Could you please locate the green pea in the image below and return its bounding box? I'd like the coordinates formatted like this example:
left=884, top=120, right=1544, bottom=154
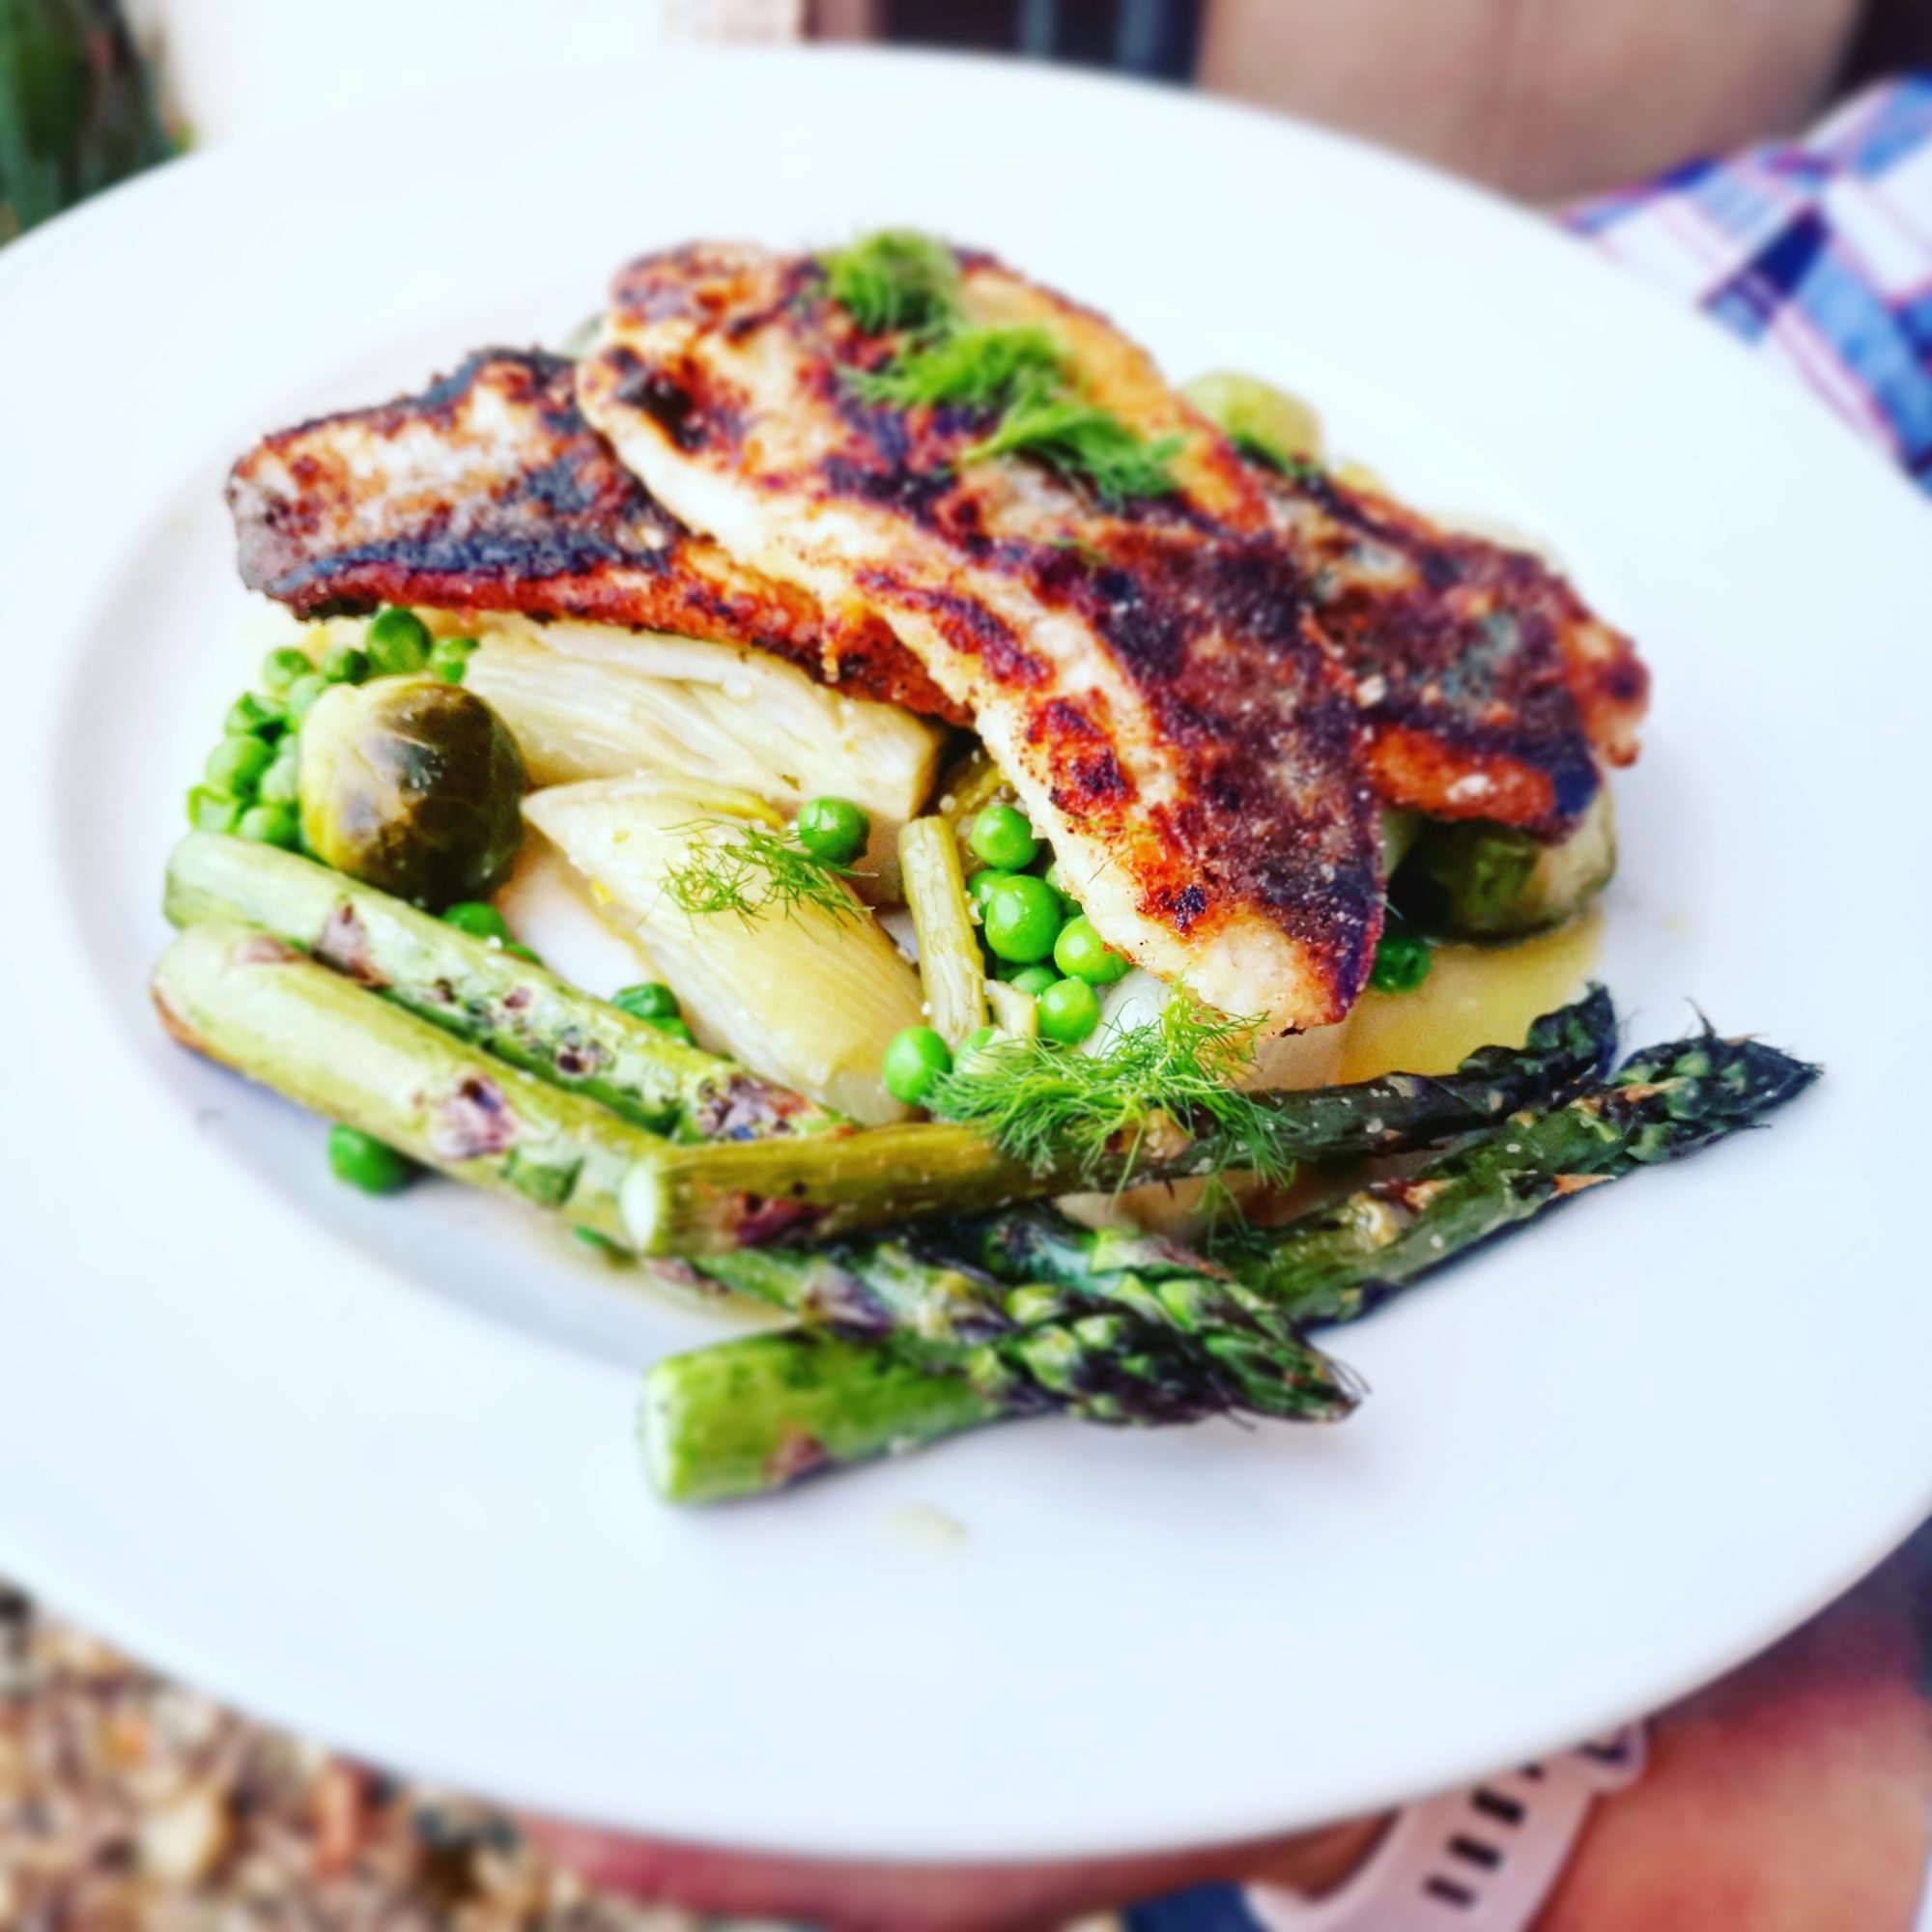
left=206, top=733, right=275, bottom=797
left=225, top=692, right=288, bottom=740
left=185, top=785, right=242, bottom=834
left=1053, top=915, right=1131, bottom=985
left=283, top=672, right=330, bottom=724
left=429, top=635, right=479, bottom=685
left=795, top=795, right=871, bottom=866
left=366, top=607, right=432, bottom=675
left=980, top=873, right=1063, bottom=963
left=613, top=981, right=681, bottom=1020
left=952, top=1026, right=1000, bottom=1073
left=969, top=867, right=1015, bottom=915
left=1042, top=860, right=1078, bottom=917
left=970, top=802, right=1039, bottom=871
left=1036, top=976, right=1101, bottom=1045
left=256, top=744, right=301, bottom=807
left=236, top=802, right=301, bottom=849
left=440, top=901, right=510, bottom=942
left=319, top=642, right=371, bottom=685
left=501, top=941, right=542, bottom=965
left=1369, top=927, right=1434, bottom=994
left=261, top=646, right=313, bottom=694
left=1006, top=963, right=1059, bottom=996
left=327, top=1123, right=415, bottom=1194
left=882, top=1025, right=953, bottom=1104
left=645, top=1014, right=697, bottom=1046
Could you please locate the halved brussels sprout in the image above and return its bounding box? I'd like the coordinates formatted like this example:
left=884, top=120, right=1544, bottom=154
left=298, top=677, right=525, bottom=908
left=1396, top=788, right=1617, bottom=940
left=1181, top=371, right=1325, bottom=471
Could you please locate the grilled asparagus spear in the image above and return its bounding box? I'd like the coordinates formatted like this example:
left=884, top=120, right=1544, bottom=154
left=686, top=1237, right=1359, bottom=1425
left=148, top=918, right=1053, bottom=1255
left=642, top=1235, right=1360, bottom=1506
left=158, top=924, right=1355, bottom=1450
left=165, top=832, right=835, bottom=1141
left=644, top=1022, right=1817, bottom=1500
left=642, top=1330, right=1002, bottom=1506
left=168, top=835, right=1620, bottom=1245
left=153, top=916, right=1342, bottom=1381
left=154, top=923, right=657, bottom=1243
left=622, top=984, right=1616, bottom=1246
left=168, top=945, right=1619, bottom=1243
left=917, top=983, right=1618, bottom=1183
left=1217, top=1023, right=1819, bottom=1324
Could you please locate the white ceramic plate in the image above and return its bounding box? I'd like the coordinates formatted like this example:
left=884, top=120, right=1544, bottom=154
left=3, top=47, right=1930, bottom=1864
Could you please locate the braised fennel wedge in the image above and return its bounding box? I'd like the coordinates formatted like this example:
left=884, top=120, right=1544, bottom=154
left=526, top=777, right=926, bottom=1125
left=459, top=617, right=942, bottom=826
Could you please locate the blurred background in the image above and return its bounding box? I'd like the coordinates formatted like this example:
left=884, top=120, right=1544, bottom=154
left=8, top=0, right=1932, bottom=243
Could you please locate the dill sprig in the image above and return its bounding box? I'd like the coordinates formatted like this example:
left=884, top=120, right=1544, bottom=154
left=826, top=228, right=1181, bottom=506
left=825, top=230, right=962, bottom=335
left=924, top=991, right=1293, bottom=1189
left=663, top=820, right=864, bottom=925
left=964, top=394, right=1183, bottom=507
left=850, top=323, right=1065, bottom=411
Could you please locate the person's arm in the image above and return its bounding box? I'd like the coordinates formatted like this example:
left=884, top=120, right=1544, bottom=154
left=526, top=1527, right=1932, bottom=1930
left=1196, top=0, right=1861, bottom=199
left=523, top=1814, right=1390, bottom=1929
left=1539, top=1532, right=1932, bottom=1927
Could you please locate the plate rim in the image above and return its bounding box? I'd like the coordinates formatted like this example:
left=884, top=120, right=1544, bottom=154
left=3, top=44, right=1931, bottom=1861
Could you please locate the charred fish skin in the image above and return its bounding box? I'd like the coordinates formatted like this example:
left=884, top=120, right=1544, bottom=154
left=225, top=336, right=1646, bottom=846
left=578, top=242, right=1384, bottom=1033
left=1247, top=454, right=1648, bottom=837
left=225, top=347, right=964, bottom=721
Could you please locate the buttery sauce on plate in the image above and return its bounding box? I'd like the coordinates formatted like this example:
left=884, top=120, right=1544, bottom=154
left=1337, top=913, right=1604, bottom=1083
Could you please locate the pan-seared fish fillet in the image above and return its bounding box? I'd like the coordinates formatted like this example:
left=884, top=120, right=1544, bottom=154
left=227, top=348, right=1642, bottom=846
left=226, top=349, right=962, bottom=721
left=1249, top=457, right=1648, bottom=835
left=578, top=243, right=1382, bottom=1031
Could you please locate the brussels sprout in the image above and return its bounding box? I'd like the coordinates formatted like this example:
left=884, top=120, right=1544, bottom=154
left=1396, top=788, right=1616, bottom=940
left=1379, top=808, right=1422, bottom=878
left=298, top=677, right=526, bottom=907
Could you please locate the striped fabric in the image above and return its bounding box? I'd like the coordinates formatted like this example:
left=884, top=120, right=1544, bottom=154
left=1569, top=76, right=1932, bottom=493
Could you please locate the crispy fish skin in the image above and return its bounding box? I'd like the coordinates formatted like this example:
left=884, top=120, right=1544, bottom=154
left=226, top=348, right=963, bottom=721
left=226, top=347, right=1643, bottom=840
left=1253, top=458, right=1648, bottom=834
left=578, top=242, right=1382, bottom=1032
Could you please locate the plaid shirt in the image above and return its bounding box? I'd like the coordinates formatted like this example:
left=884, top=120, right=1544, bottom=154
left=1570, top=75, right=1932, bottom=493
